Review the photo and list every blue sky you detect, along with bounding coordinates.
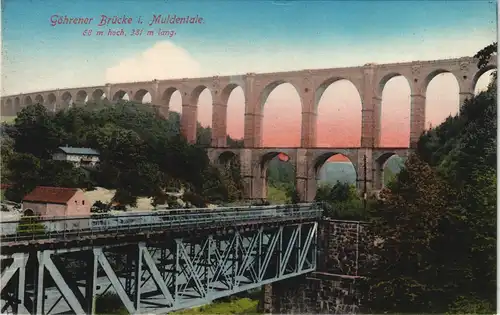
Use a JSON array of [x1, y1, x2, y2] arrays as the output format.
[[1, 0, 497, 94]]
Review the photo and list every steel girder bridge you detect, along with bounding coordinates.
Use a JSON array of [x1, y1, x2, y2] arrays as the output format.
[[0, 203, 322, 314]]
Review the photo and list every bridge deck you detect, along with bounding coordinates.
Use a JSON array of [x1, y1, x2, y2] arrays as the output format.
[[0, 204, 322, 253]]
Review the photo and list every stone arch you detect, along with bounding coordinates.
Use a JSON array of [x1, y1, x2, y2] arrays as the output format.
[[422, 69, 459, 94], [161, 87, 183, 126], [14, 97, 20, 111], [24, 96, 33, 106], [92, 89, 108, 102], [133, 89, 152, 103], [259, 81, 302, 147], [424, 69, 460, 129], [315, 78, 363, 147], [257, 151, 296, 202], [61, 91, 73, 108], [190, 85, 213, 143], [374, 152, 405, 189], [217, 150, 239, 166], [215, 151, 242, 179], [315, 77, 362, 111], [309, 152, 358, 200], [112, 90, 128, 101], [35, 94, 44, 105], [472, 65, 497, 93], [76, 90, 88, 104], [379, 73, 412, 147], [5, 98, 12, 115], [47, 93, 57, 111], [313, 152, 357, 181], [212, 84, 245, 147], [23, 208, 35, 216], [220, 83, 241, 104], [162, 87, 182, 106], [189, 85, 213, 104], [377, 72, 412, 97], [259, 80, 302, 109]]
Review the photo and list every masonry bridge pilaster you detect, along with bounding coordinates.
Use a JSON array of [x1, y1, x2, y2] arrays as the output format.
[[207, 147, 412, 202]]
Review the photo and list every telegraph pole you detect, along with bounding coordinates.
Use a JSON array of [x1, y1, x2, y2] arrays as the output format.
[[363, 154, 367, 211]]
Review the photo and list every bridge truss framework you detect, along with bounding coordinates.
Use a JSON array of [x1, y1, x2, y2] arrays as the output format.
[[1, 222, 318, 314]]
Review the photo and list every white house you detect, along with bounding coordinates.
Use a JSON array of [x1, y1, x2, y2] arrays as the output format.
[[52, 146, 100, 167]]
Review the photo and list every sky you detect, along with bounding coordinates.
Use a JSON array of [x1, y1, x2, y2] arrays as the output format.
[[1, 0, 498, 150]]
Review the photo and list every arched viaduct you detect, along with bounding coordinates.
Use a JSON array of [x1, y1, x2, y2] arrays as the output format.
[[1, 56, 496, 201]]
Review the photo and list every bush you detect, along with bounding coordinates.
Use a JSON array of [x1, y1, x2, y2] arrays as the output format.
[[95, 292, 128, 315], [182, 191, 206, 208], [91, 200, 109, 213], [17, 215, 45, 236], [447, 296, 495, 314], [314, 182, 369, 220]]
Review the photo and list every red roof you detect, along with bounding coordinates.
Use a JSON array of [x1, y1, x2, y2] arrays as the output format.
[[23, 186, 79, 204]]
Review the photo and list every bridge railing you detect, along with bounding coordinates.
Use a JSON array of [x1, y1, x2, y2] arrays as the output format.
[[0, 203, 323, 244]]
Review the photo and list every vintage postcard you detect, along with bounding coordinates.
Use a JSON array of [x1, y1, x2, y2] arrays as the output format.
[[0, 0, 497, 314]]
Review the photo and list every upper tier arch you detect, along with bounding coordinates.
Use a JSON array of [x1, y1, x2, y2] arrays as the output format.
[[2, 57, 494, 109]]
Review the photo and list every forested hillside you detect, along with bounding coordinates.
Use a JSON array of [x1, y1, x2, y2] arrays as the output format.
[[363, 43, 497, 314], [1, 101, 244, 208]]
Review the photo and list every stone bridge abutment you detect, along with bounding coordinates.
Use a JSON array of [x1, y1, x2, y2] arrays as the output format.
[[259, 219, 369, 314], [258, 219, 370, 314]]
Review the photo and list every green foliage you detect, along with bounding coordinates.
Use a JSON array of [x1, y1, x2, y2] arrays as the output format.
[[364, 44, 497, 314], [285, 185, 301, 204], [363, 154, 456, 313], [266, 186, 289, 204], [265, 157, 297, 204], [447, 296, 495, 315], [95, 292, 128, 315], [172, 297, 259, 314], [473, 41, 497, 79], [10, 103, 66, 159], [17, 215, 46, 236], [315, 182, 367, 220], [4, 152, 89, 202], [91, 200, 109, 213], [267, 158, 295, 187], [4, 101, 244, 207], [0, 125, 15, 182]]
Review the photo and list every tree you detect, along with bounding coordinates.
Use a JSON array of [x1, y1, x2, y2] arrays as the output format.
[[363, 154, 457, 313], [473, 41, 497, 75], [4, 153, 42, 202], [38, 160, 88, 188], [6, 101, 245, 209], [285, 186, 300, 204], [10, 103, 67, 159], [0, 125, 15, 183], [4, 151, 88, 202], [314, 182, 365, 220], [91, 200, 110, 213], [364, 43, 497, 314]]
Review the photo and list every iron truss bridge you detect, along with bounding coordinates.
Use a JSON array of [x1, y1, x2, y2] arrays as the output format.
[[0, 203, 322, 314]]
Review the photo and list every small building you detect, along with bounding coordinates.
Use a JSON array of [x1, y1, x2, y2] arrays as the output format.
[[52, 146, 100, 167], [22, 186, 91, 217]]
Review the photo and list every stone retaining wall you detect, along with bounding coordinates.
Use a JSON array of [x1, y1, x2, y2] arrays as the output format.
[[260, 219, 370, 314]]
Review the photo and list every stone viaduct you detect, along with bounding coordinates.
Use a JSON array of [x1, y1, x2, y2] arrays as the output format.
[[1, 56, 496, 201]]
